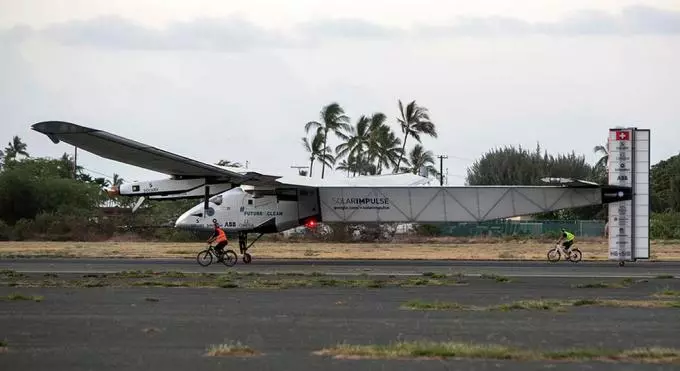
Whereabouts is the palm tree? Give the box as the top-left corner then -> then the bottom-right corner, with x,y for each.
304,102 -> 351,179
113,173 -> 125,186
59,152 -> 82,178
593,144 -> 609,169
302,131 -> 334,177
335,157 -> 354,177
367,124 -> 403,174
335,115 -> 373,176
401,144 -> 439,177
395,100 -> 437,172
4,135 -> 29,161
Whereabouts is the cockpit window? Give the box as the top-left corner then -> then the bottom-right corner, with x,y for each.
191,212 -> 203,217
209,195 -> 223,205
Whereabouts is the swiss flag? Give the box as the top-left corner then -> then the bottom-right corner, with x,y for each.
614,130 -> 630,141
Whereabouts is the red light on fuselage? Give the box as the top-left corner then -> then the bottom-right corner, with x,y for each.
305,219 -> 317,228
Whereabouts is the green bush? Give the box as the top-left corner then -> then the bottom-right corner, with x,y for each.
415,224 -> 441,236
651,212 -> 680,240
0,220 -> 9,241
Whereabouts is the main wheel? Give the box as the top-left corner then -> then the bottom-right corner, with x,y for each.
196,250 -> 213,267
568,248 -> 582,263
220,249 -> 238,267
547,248 -> 561,262
243,252 -> 252,264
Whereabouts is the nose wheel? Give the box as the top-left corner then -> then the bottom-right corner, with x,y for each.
243,253 -> 252,264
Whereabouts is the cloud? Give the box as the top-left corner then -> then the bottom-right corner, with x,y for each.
421,5 -> 680,37
1,5 -> 678,51
296,18 -> 403,40
39,15 -> 292,51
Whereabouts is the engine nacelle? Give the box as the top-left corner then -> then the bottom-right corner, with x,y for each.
111,178 -> 229,197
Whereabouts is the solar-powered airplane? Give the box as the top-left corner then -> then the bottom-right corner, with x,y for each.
32,121 -> 635,264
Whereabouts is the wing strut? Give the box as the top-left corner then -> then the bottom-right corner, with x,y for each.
204,185 -> 210,222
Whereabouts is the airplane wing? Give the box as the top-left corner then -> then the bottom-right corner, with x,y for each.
540,177 -> 600,188
31,121 -> 280,185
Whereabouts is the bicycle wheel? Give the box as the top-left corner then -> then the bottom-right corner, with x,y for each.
568,248 -> 582,263
547,248 -> 561,262
196,249 -> 213,266
220,249 -> 238,267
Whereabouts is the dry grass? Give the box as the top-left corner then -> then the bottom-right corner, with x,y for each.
2,239 -> 680,260
205,341 -> 259,357
313,341 -> 680,363
402,298 -> 680,311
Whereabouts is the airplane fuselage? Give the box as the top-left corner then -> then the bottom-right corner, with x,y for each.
174,186 -> 320,234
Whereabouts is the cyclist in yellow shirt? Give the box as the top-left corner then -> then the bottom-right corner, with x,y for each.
557,228 -> 575,253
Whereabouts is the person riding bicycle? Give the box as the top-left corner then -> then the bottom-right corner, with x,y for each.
557,228 -> 575,253
207,219 -> 228,258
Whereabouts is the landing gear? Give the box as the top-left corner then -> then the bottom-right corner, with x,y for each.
238,232 -> 263,264
619,261 -> 625,267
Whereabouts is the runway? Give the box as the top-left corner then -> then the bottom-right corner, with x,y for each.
2,257 -> 680,370
2,269 -> 680,370
1,258 -> 679,278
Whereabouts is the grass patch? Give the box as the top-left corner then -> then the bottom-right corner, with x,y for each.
402,299 -> 467,311
493,300 -> 564,312
314,341 -> 680,363
205,341 -> 259,357
653,287 -> 680,298
573,282 -> 616,289
655,274 -> 675,279
572,278 -> 640,289
2,293 -> 43,302
0,271 -> 500,290
480,273 -> 511,283
0,269 -> 26,278
402,298 -> 680,312
132,280 -> 189,287
422,272 -> 448,279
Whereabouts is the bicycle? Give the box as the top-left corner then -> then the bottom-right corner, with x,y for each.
547,242 -> 582,263
196,244 -> 238,267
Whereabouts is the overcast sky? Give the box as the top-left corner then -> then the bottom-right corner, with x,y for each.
1,0 -> 679,185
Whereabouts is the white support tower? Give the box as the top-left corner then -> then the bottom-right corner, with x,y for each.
607,128 -> 650,264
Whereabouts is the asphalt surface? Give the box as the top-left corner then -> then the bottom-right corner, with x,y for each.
1,270 -> 680,370
1,258 -> 680,278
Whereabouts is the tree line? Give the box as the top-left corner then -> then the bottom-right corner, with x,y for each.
300,100 -> 439,178
0,117 -> 678,241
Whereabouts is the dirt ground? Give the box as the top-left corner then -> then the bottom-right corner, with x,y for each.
1,239 -> 679,260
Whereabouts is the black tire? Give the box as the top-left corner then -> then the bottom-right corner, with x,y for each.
619,261 -> 625,267
568,248 -> 582,263
243,253 -> 252,264
221,250 -> 238,267
547,248 -> 561,262
197,250 -> 213,267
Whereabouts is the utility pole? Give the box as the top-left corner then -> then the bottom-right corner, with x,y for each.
437,155 -> 448,186
73,146 -> 78,179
